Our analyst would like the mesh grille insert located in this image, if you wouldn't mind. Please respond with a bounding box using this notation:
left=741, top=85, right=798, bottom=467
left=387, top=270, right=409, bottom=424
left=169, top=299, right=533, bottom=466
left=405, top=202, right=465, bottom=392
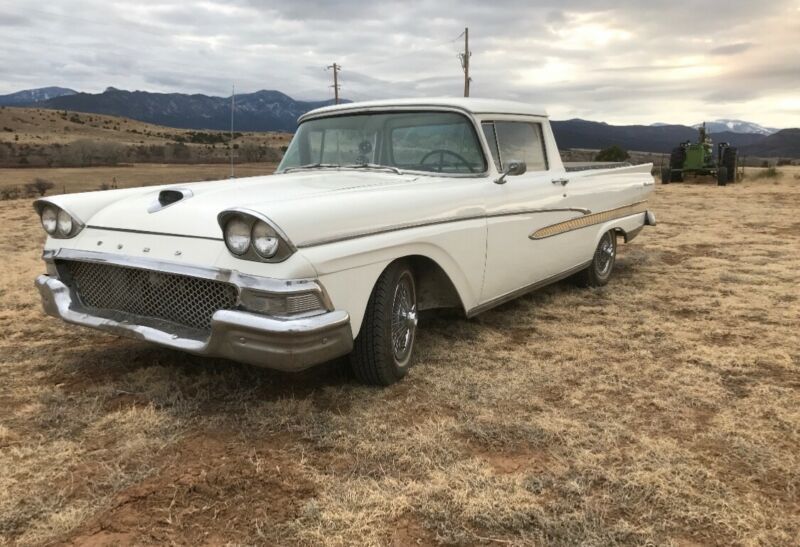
left=62, top=260, right=239, bottom=331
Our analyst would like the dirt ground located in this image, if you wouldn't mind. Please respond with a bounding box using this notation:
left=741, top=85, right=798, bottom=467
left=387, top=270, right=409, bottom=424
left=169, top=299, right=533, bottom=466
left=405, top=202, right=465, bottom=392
left=0, top=168, right=798, bottom=546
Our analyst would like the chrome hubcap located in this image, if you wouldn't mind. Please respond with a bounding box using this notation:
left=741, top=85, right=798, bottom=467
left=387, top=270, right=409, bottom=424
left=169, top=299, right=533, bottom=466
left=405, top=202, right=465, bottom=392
left=391, top=276, right=416, bottom=363
left=595, top=233, right=615, bottom=276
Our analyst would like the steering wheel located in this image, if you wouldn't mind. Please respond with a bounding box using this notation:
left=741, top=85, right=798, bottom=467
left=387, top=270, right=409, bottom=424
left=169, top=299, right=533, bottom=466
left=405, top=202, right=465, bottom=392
left=419, top=149, right=476, bottom=173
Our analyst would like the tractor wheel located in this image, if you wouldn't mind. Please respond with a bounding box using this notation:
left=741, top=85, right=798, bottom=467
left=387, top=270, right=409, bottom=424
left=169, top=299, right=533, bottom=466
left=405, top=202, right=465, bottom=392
left=723, top=147, right=738, bottom=182
left=717, top=166, right=728, bottom=186
left=670, top=170, right=684, bottom=183
left=661, top=168, right=671, bottom=184
left=669, top=147, right=686, bottom=170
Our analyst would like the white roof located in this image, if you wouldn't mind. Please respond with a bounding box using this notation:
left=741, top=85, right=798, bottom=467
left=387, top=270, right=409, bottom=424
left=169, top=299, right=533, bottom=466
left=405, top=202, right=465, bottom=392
left=300, top=97, right=548, bottom=122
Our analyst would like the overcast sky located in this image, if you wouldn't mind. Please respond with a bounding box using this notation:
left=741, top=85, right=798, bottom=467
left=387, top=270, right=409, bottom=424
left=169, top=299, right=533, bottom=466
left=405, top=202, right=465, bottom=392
left=1, top=0, right=799, bottom=127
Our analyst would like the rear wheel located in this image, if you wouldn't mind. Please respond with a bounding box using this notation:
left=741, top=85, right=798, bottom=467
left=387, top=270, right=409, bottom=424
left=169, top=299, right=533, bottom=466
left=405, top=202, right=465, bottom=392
left=717, top=166, right=728, bottom=186
left=669, top=147, right=686, bottom=170
left=661, top=167, right=671, bottom=184
left=575, top=230, right=617, bottom=287
left=723, top=147, right=738, bottom=182
left=350, top=261, right=418, bottom=386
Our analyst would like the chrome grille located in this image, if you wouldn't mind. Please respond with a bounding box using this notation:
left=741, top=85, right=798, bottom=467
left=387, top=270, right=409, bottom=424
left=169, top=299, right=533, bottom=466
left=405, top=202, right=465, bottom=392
left=62, top=260, right=238, bottom=331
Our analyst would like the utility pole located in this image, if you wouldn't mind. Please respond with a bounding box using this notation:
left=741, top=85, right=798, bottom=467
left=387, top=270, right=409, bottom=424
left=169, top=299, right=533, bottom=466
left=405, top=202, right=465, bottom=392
left=327, top=63, right=341, bottom=104
left=459, top=27, right=471, bottom=97
left=230, top=84, right=235, bottom=178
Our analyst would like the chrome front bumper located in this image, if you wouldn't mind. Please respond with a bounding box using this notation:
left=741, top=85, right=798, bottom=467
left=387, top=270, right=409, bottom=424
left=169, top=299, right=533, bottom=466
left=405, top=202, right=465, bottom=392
left=35, top=275, right=353, bottom=371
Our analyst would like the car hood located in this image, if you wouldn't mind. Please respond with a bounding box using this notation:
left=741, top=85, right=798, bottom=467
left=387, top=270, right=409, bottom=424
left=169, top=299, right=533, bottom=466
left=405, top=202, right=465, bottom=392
left=86, top=170, right=424, bottom=241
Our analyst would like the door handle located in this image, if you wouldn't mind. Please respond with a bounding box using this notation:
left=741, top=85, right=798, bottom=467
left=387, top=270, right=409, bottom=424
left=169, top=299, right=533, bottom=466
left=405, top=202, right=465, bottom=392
left=552, top=178, right=569, bottom=186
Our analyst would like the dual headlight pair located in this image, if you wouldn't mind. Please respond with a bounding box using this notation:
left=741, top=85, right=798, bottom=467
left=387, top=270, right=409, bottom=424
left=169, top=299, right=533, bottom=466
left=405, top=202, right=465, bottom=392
left=219, top=210, right=294, bottom=263
left=36, top=203, right=82, bottom=239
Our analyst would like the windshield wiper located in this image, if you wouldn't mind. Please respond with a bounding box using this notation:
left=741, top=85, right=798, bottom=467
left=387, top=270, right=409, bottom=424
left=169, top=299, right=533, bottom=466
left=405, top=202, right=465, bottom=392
left=342, top=163, right=403, bottom=174
left=282, top=163, right=341, bottom=173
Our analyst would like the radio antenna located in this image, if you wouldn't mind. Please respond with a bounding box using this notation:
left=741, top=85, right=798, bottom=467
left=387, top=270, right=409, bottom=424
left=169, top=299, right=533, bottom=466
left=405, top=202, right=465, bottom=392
left=230, top=84, right=235, bottom=179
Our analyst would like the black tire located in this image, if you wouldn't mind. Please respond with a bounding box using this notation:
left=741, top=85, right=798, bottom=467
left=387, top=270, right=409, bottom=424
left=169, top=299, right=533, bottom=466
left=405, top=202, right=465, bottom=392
left=349, top=261, right=418, bottom=386
left=661, top=167, right=671, bottom=184
left=669, top=147, right=686, bottom=170
left=717, top=166, right=728, bottom=186
left=575, top=230, right=617, bottom=287
left=723, top=147, right=738, bottom=182
left=670, top=169, right=684, bottom=183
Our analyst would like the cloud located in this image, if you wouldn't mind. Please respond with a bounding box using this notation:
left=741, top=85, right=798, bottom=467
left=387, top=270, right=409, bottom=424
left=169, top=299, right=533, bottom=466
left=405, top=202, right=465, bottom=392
left=710, top=42, right=755, bottom=56
left=0, top=0, right=797, bottom=127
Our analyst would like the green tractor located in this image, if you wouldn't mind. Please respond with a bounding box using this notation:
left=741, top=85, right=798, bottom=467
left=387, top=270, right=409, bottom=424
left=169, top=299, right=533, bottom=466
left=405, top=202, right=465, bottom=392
left=661, top=123, right=738, bottom=186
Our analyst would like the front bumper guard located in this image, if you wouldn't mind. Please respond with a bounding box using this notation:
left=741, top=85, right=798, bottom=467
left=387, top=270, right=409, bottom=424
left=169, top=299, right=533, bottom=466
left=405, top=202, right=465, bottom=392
left=36, top=275, right=353, bottom=372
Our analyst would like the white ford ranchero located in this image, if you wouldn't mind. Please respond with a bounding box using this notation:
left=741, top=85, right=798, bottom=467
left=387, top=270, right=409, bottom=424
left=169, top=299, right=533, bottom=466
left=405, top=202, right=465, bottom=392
left=34, top=98, right=656, bottom=385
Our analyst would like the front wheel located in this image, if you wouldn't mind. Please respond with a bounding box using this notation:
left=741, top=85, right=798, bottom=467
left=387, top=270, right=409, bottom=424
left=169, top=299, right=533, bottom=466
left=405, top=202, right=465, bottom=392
left=575, top=230, right=617, bottom=287
left=350, top=261, right=418, bottom=386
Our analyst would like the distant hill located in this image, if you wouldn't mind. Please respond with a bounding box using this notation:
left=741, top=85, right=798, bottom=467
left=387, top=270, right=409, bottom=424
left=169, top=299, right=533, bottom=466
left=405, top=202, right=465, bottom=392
left=0, top=86, right=76, bottom=106
left=551, top=119, right=764, bottom=154
left=0, top=107, right=291, bottom=169
left=32, top=87, right=340, bottom=132
left=741, top=129, right=800, bottom=158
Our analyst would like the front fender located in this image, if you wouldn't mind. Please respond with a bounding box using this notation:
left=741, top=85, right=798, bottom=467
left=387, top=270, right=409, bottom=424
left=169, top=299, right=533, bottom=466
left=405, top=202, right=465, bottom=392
left=299, top=218, right=486, bottom=337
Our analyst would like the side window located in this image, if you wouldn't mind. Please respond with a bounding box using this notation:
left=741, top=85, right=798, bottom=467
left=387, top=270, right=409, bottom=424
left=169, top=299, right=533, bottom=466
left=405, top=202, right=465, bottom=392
left=481, top=123, right=501, bottom=171
left=493, top=121, right=548, bottom=172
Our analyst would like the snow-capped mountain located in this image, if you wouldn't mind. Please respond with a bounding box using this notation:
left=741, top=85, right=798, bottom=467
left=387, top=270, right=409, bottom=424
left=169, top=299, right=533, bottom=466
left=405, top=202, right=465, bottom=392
left=0, top=86, right=77, bottom=106
left=693, top=119, right=778, bottom=136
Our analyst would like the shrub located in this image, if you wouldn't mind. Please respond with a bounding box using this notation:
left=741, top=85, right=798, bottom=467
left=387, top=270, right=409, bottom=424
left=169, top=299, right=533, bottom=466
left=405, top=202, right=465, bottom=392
left=26, top=178, right=55, bottom=196
left=60, top=139, right=126, bottom=166
left=0, top=185, right=22, bottom=200
left=752, top=167, right=780, bottom=179
left=594, top=145, right=630, bottom=162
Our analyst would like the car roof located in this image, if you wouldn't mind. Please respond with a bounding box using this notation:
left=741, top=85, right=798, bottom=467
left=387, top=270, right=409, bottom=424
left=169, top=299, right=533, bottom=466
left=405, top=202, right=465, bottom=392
left=299, top=97, right=548, bottom=122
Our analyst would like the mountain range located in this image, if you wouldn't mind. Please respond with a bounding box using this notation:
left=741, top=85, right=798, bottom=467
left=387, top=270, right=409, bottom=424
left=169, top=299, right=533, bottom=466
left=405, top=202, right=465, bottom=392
left=0, top=86, right=76, bottom=106
left=691, top=120, right=778, bottom=136
left=1, top=86, right=798, bottom=157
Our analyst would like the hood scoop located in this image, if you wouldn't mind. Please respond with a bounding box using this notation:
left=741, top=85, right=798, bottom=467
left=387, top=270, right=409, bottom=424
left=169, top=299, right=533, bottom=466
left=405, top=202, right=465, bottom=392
left=148, top=188, right=193, bottom=213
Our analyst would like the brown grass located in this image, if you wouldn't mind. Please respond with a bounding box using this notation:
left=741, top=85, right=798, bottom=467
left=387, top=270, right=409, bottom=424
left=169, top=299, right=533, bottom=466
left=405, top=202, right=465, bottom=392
left=0, top=163, right=278, bottom=194
left=0, top=168, right=798, bottom=545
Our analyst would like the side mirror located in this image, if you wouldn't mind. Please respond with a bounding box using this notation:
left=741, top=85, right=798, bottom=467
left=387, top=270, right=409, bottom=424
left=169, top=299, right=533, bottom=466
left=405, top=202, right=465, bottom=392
left=494, top=160, right=527, bottom=185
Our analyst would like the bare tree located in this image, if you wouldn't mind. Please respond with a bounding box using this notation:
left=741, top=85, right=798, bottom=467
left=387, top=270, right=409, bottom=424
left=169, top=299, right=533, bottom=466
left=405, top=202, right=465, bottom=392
left=26, top=178, right=55, bottom=197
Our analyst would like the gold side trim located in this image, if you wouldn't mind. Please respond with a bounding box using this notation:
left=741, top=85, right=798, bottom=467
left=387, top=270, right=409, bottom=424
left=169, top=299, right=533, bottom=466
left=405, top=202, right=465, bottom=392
left=529, top=201, right=648, bottom=240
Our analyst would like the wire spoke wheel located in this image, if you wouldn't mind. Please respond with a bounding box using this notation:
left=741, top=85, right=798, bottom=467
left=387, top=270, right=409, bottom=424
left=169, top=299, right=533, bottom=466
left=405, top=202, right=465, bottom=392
left=595, top=232, right=615, bottom=277
left=390, top=274, right=417, bottom=364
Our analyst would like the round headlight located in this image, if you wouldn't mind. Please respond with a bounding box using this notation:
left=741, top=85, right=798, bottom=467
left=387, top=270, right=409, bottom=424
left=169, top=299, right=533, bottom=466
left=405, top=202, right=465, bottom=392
left=252, top=221, right=279, bottom=258
left=225, top=217, right=251, bottom=255
left=41, top=206, right=58, bottom=235
left=56, top=209, right=73, bottom=236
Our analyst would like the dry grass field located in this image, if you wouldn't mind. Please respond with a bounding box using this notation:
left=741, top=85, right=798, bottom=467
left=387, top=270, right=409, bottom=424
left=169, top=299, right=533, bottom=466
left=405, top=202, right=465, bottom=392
left=0, top=168, right=798, bottom=546
left=0, top=163, right=279, bottom=194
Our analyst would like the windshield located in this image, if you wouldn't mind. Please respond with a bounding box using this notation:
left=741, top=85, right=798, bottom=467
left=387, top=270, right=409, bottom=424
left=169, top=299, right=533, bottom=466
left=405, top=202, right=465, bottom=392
left=277, top=111, right=486, bottom=174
